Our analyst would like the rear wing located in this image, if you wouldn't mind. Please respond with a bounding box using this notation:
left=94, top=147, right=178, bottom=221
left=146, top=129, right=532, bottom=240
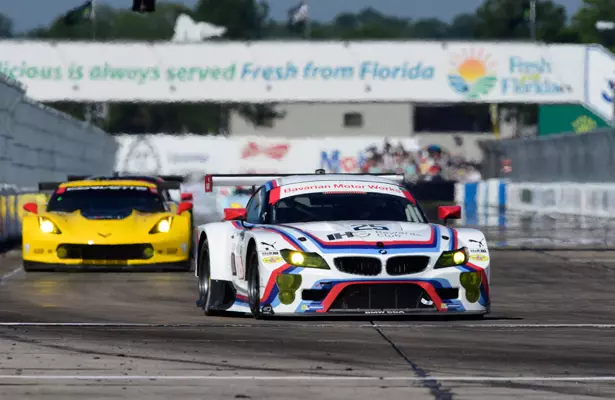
left=38, top=179, right=181, bottom=192
left=203, top=172, right=405, bottom=192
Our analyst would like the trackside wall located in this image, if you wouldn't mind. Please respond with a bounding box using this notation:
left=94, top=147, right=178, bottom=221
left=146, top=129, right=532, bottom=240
left=0, top=73, right=117, bottom=248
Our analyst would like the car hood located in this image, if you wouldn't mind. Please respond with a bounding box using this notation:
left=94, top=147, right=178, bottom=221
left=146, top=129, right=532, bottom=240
left=280, top=221, right=436, bottom=243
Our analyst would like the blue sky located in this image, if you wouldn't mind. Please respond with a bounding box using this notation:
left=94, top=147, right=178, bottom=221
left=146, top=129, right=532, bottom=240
left=5, top=0, right=584, bottom=33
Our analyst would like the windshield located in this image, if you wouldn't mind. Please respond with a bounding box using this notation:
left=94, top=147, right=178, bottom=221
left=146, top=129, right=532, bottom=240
left=46, top=185, right=166, bottom=217
left=271, top=192, right=426, bottom=224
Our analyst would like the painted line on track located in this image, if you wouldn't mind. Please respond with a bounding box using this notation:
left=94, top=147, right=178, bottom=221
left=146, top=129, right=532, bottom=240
left=1, top=322, right=615, bottom=329
left=0, top=266, right=22, bottom=285
left=0, top=375, right=614, bottom=382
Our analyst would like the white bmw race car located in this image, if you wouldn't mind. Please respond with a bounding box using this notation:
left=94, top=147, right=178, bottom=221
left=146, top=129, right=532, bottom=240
left=194, top=172, right=490, bottom=318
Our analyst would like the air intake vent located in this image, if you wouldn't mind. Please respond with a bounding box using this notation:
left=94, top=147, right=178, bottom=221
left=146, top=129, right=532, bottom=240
left=386, top=256, right=430, bottom=275
left=334, top=257, right=382, bottom=276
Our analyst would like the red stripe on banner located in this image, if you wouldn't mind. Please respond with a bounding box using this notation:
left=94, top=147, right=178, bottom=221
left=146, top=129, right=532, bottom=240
left=317, top=280, right=445, bottom=313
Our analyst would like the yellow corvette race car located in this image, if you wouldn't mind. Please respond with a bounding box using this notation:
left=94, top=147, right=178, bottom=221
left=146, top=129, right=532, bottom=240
left=21, top=178, right=194, bottom=272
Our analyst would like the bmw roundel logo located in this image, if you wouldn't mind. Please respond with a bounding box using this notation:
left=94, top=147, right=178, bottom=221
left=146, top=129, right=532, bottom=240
left=379, top=249, right=387, bottom=254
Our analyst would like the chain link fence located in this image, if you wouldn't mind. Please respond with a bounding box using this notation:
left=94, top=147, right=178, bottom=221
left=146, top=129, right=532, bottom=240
left=479, top=128, right=615, bottom=182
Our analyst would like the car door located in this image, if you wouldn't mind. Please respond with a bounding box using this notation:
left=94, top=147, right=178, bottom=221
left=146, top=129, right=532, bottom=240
left=232, top=187, right=265, bottom=281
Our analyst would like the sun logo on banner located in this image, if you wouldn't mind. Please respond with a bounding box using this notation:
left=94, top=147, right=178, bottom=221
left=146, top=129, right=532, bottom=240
left=448, top=49, right=497, bottom=99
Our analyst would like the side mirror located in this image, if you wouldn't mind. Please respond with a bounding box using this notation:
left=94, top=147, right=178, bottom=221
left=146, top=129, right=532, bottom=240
left=177, top=202, right=193, bottom=214
left=438, top=205, right=461, bottom=225
left=224, top=208, right=247, bottom=221
left=181, top=193, right=193, bottom=201
left=23, top=202, right=38, bottom=214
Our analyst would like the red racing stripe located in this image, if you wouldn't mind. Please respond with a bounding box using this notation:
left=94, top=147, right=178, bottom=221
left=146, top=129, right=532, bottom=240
left=317, top=280, right=445, bottom=313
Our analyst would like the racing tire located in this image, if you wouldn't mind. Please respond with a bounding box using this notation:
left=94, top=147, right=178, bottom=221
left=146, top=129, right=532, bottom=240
left=247, top=249, right=262, bottom=319
left=197, top=241, right=216, bottom=316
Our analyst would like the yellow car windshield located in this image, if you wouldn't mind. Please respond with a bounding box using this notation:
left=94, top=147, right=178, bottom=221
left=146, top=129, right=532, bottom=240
left=47, top=185, right=166, bottom=218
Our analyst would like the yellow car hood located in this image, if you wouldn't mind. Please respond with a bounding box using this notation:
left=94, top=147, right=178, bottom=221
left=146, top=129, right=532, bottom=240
left=41, top=210, right=172, bottom=239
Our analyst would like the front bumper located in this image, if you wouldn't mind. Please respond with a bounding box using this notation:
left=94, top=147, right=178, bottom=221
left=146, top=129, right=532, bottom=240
left=22, top=238, right=191, bottom=270
left=23, top=260, right=191, bottom=272
left=230, top=264, right=490, bottom=316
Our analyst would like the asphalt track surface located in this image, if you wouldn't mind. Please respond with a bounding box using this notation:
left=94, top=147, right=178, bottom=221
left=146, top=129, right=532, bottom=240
left=1, top=238, right=615, bottom=399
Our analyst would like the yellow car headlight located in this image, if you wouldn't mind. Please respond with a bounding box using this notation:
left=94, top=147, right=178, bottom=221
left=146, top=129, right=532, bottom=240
left=435, top=247, right=469, bottom=269
left=39, top=217, right=61, bottom=234
left=279, top=249, right=329, bottom=269
left=149, top=217, right=173, bottom=234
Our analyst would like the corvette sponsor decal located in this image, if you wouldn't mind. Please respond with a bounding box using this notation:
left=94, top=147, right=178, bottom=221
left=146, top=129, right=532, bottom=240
left=262, top=255, right=283, bottom=264
left=470, top=254, right=489, bottom=262
left=66, top=185, right=148, bottom=191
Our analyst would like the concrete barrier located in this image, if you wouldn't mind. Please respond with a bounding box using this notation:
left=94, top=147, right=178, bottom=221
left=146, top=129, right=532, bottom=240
left=0, top=70, right=116, bottom=250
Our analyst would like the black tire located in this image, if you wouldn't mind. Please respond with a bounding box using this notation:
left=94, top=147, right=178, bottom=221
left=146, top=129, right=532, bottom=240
left=247, top=249, right=262, bottom=319
left=197, top=241, right=215, bottom=316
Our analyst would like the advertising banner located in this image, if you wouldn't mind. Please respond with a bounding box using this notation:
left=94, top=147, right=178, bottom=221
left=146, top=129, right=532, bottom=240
left=0, top=41, right=585, bottom=103
left=584, top=45, right=615, bottom=125
left=537, top=104, right=609, bottom=136
left=114, top=134, right=421, bottom=176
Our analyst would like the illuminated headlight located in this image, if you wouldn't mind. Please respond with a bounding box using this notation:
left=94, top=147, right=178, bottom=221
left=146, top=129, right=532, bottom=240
left=279, top=249, right=329, bottom=269
left=149, top=217, right=172, bottom=234
left=434, top=247, right=469, bottom=269
left=39, top=217, right=61, bottom=234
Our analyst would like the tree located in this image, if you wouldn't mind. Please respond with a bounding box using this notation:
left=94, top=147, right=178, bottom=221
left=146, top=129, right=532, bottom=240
left=194, top=0, right=263, bottom=39
left=0, top=12, right=13, bottom=38
left=473, top=0, right=572, bottom=42
left=572, top=0, right=615, bottom=49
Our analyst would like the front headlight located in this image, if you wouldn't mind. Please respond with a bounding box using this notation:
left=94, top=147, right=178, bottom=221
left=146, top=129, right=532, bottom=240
left=149, top=217, right=173, bottom=234
left=39, top=217, right=61, bottom=234
left=434, top=247, right=468, bottom=269
left=280, top=249, right=330, bottom=269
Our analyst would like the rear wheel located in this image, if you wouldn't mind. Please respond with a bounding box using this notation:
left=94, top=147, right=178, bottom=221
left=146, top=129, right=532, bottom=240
left=247, top=249, right=262, bottom=319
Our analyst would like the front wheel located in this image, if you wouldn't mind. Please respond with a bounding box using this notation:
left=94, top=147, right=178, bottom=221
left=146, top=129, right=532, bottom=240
left=247, top=249, right=262, bottom=319
left=197, top=242, right=215, bottom=316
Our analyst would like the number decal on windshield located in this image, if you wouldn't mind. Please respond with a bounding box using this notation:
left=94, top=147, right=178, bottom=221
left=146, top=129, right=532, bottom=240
left=352, top=224, right=389, bottom=231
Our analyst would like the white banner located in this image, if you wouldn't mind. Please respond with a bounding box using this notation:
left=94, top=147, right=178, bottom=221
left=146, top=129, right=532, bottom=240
left=585, top=45, right=615, bottom=124
left=0, top=41, right=585, bottom=103
left=114, top=134, right=421, bottom=176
